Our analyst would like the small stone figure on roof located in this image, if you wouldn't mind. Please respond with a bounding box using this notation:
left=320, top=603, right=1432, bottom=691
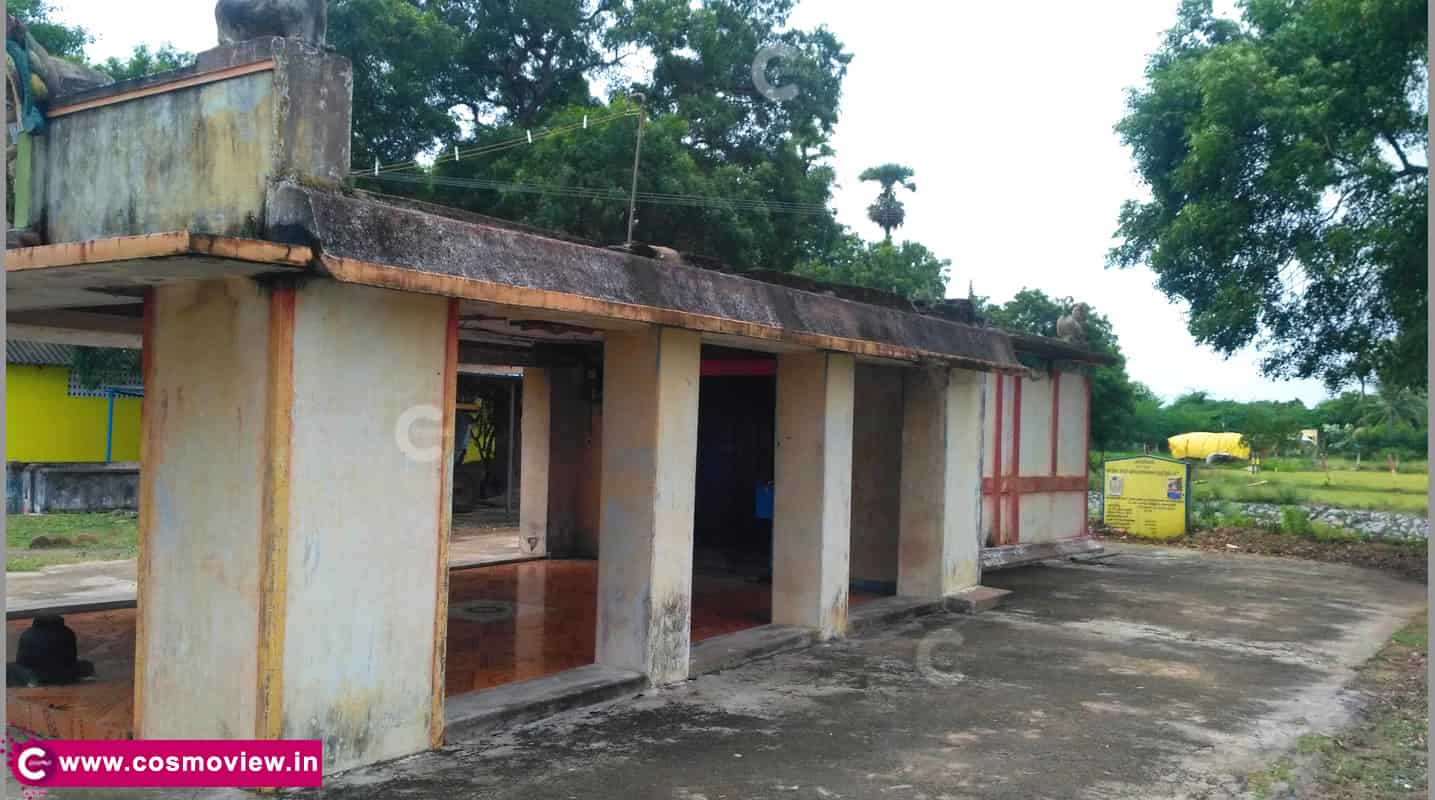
left=216, top=0, right=328, bottom=45
left=1056, top=303, right=1088, bottom=344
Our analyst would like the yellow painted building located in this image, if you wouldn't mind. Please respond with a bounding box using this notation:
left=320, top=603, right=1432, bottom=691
left=6, top=342, right=142, bottom=463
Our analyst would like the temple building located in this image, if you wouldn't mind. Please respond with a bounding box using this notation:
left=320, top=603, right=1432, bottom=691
left=5, top=31, right=1107, bottom=772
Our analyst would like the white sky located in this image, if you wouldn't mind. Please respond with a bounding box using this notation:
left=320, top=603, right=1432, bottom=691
left=48, top=0, right=1331, bottom=406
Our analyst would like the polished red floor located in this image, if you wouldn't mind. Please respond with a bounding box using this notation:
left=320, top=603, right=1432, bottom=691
left=8, top=559, right=880, bottom=738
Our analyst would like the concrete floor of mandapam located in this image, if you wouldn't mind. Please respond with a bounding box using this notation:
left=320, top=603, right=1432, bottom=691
left=6, top=558, right=882, bottom=740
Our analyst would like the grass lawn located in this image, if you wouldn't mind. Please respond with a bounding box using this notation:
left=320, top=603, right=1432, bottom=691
left=1090, top=451, right=1428, bottom=514
left=6, top=513, right=139, bottom=572
left=1194, top=465, right=1428, bottom=514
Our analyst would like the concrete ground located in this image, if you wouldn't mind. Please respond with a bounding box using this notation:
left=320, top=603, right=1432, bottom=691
left=5, top=560, right=136, bottom=617
left=30, top=544, right=1426, bottom=799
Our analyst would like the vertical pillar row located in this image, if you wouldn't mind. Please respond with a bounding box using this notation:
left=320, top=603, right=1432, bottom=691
left=137, top=277, right=456, bottom=772
left=595, top=327, right=701, bottom=685
left=897, top=366, right=987, bottom=599
left=772, top=351, right=855, bottom=639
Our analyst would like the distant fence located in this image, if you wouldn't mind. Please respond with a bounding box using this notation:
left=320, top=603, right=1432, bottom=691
left=6, top=462, right=139, bottom=514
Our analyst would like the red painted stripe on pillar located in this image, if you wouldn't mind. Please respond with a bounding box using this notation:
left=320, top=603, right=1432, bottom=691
left=1050, top=370, right=1061, bottom=476
left=983, top=475, right=1087, bottom=494
left=991, top=374, right=1004, bottom=547
left=1083, top=373, right=1092, bottom=539
left=1009, top=377, right=1022, bottom=546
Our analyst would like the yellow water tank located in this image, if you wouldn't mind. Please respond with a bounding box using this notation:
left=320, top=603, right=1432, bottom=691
left=1167, top=431, right=1250, bottom=461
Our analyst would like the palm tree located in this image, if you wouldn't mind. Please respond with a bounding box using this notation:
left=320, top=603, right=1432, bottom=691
left=859, top=163, right=916, bottom=241
left=1358, top=383, right=1427, bottom=435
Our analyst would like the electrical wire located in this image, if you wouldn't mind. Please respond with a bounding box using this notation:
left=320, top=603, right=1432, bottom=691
left=350, top=108, right=640, bottom=176
left=356, top=171, right=834, bottom=216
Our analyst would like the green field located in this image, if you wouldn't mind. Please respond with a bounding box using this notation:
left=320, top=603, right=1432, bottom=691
left=1091, top=452, right=1429, bottom=515
left=1195, top=466, right=1428, bottom=514
left=6, top=512, right=139, bottom=572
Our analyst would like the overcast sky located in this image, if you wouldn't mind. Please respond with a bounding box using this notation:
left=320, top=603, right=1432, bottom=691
left=49, top=0, right=1331, bottom=406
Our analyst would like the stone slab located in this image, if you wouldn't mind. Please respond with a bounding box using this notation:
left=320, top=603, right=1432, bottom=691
left=689, top=624, right=818, bottom=677
left=444, top=664, right=645, bottom=742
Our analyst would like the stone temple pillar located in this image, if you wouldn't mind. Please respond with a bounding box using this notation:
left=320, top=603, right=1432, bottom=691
left=594, top=327, right=700, bottom=685
left=136, top=277, right=456, bottom=772
left=772, top=351, right=855, bottom=639
left=896, top=366, right=986, bottom=599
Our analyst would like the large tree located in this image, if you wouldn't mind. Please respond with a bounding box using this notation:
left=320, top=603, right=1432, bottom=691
left=1112, top=0, right=1427, bottom=392
left=341, top=0, right=852, bottom=272
left=329, top=0, right=463, bottom=166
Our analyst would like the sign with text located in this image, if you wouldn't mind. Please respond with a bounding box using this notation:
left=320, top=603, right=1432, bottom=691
left=1101, top=455, right=1189, bottom=539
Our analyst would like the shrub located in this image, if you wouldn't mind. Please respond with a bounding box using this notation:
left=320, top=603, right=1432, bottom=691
left=1311, top=523, right=1361, bottom=543
left=1280, top=507, right=1314, bottom=536
left=1274, top=486, right=1303, bottom=506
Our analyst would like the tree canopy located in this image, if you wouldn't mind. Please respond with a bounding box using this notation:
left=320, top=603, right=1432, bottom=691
left=1112, top=0, right=1428, bottom=393
left=794, top=237, right=948, bottom=301
left=94, top=44, right=192, bottom=81
left=326, top=0, right=876, bottom=278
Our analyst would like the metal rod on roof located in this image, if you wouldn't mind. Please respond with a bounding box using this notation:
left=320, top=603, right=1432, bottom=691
left=625, top=94, right=646, bottom=246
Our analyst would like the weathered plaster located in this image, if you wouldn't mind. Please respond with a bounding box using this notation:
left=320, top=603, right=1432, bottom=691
left=772, top=352, right=854, bottom=639
left=38, top=38, right=350, bottom=244
left=268, top=186, right=1023, bottom=371
left=281, top=281, right=450, bottom=770
left=138, top=277, right=271, bottom=739
left=897, top=367, right=986, bottom=599
left=595, top=328, right=700, bottom=685
left=136, top=276, right=450, bottom=772
left=848, top=364, right=903, bottom=587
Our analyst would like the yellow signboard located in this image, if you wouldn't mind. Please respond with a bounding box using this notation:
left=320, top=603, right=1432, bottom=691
left=1102, top=455, right=1190, bottom=539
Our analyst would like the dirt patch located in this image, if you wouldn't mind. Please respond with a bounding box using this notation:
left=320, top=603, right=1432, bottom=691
left=1096, top=527, right=1428, bottom=582
left=1246, top=611, right=1428, bottom=799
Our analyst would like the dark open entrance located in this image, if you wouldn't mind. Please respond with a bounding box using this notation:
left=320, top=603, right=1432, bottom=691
left=690, top=346, right=777, bottom=639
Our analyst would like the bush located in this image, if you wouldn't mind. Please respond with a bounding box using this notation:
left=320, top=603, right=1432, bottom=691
left=1311, top=522, right=1361, bottom=543
left=1280, top=507, right=1314, bottom=536
left=1274, top=486, right=1303, bottom=506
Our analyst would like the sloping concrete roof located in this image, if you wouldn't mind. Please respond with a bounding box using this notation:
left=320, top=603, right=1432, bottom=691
left=266, top=183, right=1027, bottom=372
left=6, top=340, right=75, bottom=366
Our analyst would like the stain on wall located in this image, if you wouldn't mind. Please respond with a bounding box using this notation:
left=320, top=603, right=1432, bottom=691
left=281, top=281, right=449, bottom=771
left=848, top=364, right=903, bottom=587
left=140, top=277, right=271, bottom=739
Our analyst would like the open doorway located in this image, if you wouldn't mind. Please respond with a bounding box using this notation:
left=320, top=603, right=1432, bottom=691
left=690, top=346, right=777, bottom=640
